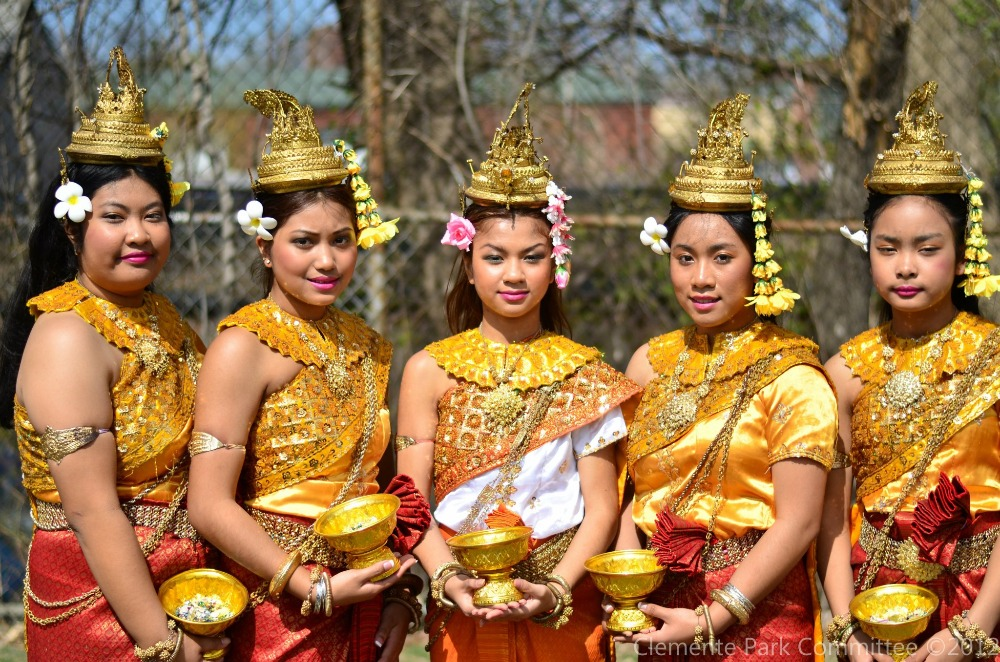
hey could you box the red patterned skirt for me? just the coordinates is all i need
[637,559,815,661]
[221,529,383,661]
[852,510,1000,658]
[24,521,213,661]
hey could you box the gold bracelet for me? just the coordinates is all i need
[721,583,754,616]
[545,573,573,608]
[710,588,751,626]
[322,570,333,617]
[301,565,321,616]
[384,586,424,634]
[950,612,1000,658]
[948,620,975,656]
[825,612,854,643]
[430,561,467,610]
[702,602,717,653]
[693,605,706,647]
[134,621,180,662]
[269,549,302,600]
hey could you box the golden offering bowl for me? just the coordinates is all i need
[158,568,248,660]
[585,550,666,633]
[447,526,532,607]
[314,493,400,582]
[850,584,939,662]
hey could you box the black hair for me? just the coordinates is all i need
[444,204,571,336]
[252,185,356,296]
[863,191,978,322]
[0,162,173,428]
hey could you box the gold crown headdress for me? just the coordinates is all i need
[864,81,966,194]
[53,46,187,224]
[465,83,552,206]
[863,81,999,297]
[668,93,763,212]
[656,94,798,315]
[65,47,165,166]
[243,89,398,248]
[450,84,574,288]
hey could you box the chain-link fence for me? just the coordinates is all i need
[2,0,1000,653]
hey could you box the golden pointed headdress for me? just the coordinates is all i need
[465,83,552,206]
[244,89,398,248]
[244,89,350,194]
[65,47,164,166]
[865,81,967,194]
[668,93,764,211]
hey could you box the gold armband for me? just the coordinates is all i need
[41,425,110,464]
[189,431,246,456]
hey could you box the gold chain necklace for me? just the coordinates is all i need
[479,327,543,433]
[880,321,954,411]
[269,300,351,400]
[89,294,172,377]
[657,326,753,440]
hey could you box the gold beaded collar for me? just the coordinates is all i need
[426,328,601,390]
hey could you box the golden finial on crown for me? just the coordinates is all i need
[64,46,164,165]
[465,83,553,206]
[668,93,764,211]
[865,81,967,194]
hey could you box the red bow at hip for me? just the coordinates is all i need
[385,474,432,556]
[651,508,709,577]
[910,473,972,568]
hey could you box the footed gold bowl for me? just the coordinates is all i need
[850,584,939,661]
[159,569,248,659]
[314,493,401,582]
[585,550,666,633]
[447,526,532,607]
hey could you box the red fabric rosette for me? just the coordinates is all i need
[650,508,709,576]
[385,474,431,555]
[911,473,972,567]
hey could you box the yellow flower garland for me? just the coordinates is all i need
[959,176,1000,297]
[744,190,799,315]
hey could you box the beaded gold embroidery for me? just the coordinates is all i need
[628,321,823,464]
[842,312,1000,499]
[433,358,640,501]
[17,280,202,496]
[219,298,391,498]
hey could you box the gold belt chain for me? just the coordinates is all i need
[248,507,345,568]
[859,517,999,582]
[511,526,578,584]
[33,498,200,541]
[701,528,764,572]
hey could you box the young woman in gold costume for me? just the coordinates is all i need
[186,90,424,661]
[0,47,223,661]
[618,94,838,661]
[396,84,640,662]
[819,82,1000,662]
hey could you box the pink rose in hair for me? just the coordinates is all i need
[441,213,476,251]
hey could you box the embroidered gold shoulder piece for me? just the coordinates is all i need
[220,298,389,370]
[28,280,198,358]
[27,280,91,317]
[627,322,823,464]
[841,312,986,386]
[426,329,601,390]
